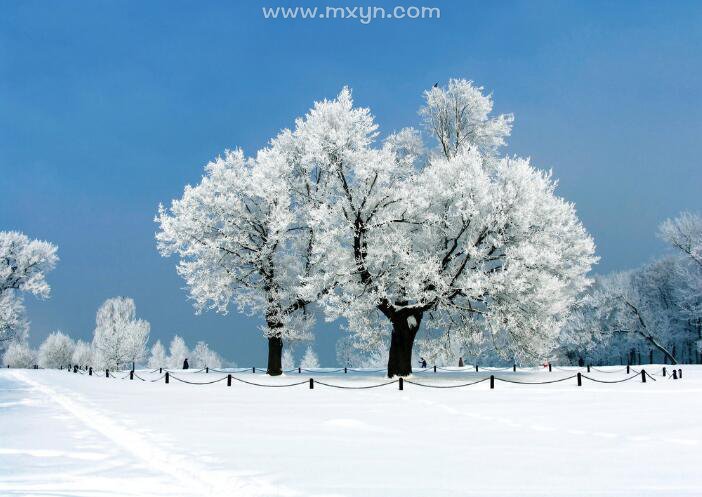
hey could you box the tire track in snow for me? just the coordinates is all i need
[12,371,297,497]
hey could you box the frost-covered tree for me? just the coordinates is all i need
[92,297,150,370]
[2,341,36,368]
[156,142,321,375]
[191,341,223,368]
[168,335,189,369]
[148,340,167,368]
[300,345,319,368]
[38,331,75,369]
[281,347,295,370]
[293,81,596,376]
[0,231,58,351]
[71,340,93,368]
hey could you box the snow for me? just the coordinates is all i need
[1,366,700,497]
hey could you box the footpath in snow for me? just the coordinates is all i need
[1,366,700,497]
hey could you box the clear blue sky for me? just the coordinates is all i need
[1,1,700,365]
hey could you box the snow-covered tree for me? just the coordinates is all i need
[168,335,189,369]
[156,141,321,375]
[92,297,150,370]
[191,341,223,368]
[0,231,58,351]
[293,81,596,376]
[281,347,295,370]
[148,340,167,368]
[2,341,36,368]
[71,340,93,368]
[300,345,319,368]
[38,331,75,369]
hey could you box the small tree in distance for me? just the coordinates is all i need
[148,340,167,369]
[38,331,75,369]
[300,346,319,369]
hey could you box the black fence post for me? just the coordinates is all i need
[548,363,552,372]
[434,365,437,373]
[344,367,347,374]
[252,367,256,374]
[662,367,667,377]
[309,378,314,389]
[129,370,134,380]
[641,370,646,383]
[587,365,591,373]
[475,365,479,372]
[299,367,301,374]
[490,375,495,389]
[577,372,582,387]
[159,367,162,374]
[105,369,109,378]
[672,369,678,379]
[206,367,209,374]
[89,367,93,376]
[60,365,63,370]
[227,374,232,387]
[165,372,170,384]
[678,369,682,379]
[74,365,78,373]
[626,364,630,374]
[513,364,516,372]
[399,377,404,391]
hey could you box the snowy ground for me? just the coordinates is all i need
[1,365,700,497]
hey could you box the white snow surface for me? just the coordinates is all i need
[1,366,700,497]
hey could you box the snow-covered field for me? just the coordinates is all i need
[1,366,700,497]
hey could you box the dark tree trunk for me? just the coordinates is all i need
[267,336,283,376]
[387,312,422,378]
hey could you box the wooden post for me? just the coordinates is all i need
[513,364,516,372]
[227,374,232,387]
[626,364,630,374]
[89,367,93,376]
[490,375,495,389]
[475,365,479,372]
[105,369,109,378]
[165,372,170,384]
[587,365,591,373]
[252,367,256,374]
[344,367,347,374]
[548,363,552,372]
[299,367,301,374]
[577,372,582,386]
[309,378,314,389]
[641,370,646,383]
[159,367,162,374]
[129,370,134,380]
[678,369,682,379]
[662,367,666,377]
[399,377,404,391]
[206,367,209,374]
[74,365,78,373]
[672,369,678,379]
[434,365,437,373]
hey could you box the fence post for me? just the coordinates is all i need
[548,363,552,372]
[129,370,134,380]
[344,367,347,374]
[74,365,78,373]
[475,365,479,372]
[626,364,630,374]
[490,375,495,389]
[206,367,209,374]
[577,372,582,387]
[678,369,682,379]
[165,372,170,384]
[159,367,162,374]
[399,377,404,391]
[662,367,666,377]
[299,367,301,374]
[309,378,314,389]
[641,370,646,383]
[105,369,109,378]
[252,367,256,374]
[513,364,516,372]
[587,365,591,373]
[89,367,93,376]
[672,369,678,379]
[227,374,232,387]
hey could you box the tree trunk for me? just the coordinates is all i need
[387,313,422,378]
[267,336,283,376]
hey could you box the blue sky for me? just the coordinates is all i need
[1,1,701,365]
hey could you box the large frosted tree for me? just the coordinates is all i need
[292,81,596,376]
[156,147,319,375]
[0,231,58,349]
